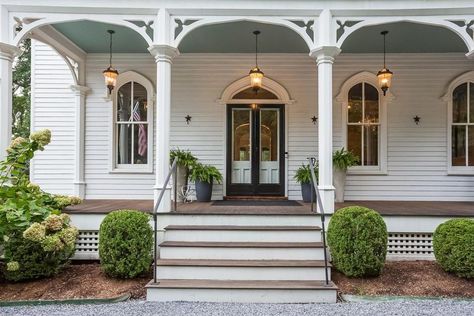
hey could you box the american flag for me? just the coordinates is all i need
[133,101,147,157]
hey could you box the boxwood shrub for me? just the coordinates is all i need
[433,219,474,278]
[99,210,153,278]
[327,206,388,277]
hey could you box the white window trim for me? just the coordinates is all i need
[336,71,394,175]
[443,70,474,175]
[109,71,155,174]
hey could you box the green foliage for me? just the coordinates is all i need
[433,219,474,278]
[190,162,223,184]
[3,213,78,281]
[327,206,388,277]
[333,148,359,171]
[0,130,54,242]
[13,39,31,138]
[293,164,318,184]
[99,210,153,278]
[170,148,197,168]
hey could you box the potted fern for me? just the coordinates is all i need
[294,164,317,203]
[190,163,223,202]
[170,149,197,202]
[333,148,359,202]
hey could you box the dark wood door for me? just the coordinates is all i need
[226,104,285,196]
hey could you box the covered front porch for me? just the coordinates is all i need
[3,3,474,216]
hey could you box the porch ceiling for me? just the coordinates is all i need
[51,20,467,54]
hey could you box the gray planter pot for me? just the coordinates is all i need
[195,179,213,202]
[333,168,347,203]
[301,182,316,203]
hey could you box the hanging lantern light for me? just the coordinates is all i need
[103,30,119,94]
[249,30,264,92]
[377,30,393,96]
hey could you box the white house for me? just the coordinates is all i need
[1,0,474,303]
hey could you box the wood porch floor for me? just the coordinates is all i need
[64,199,474,217]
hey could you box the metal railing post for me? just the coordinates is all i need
[152,157,178,283]
[308,157,330,286]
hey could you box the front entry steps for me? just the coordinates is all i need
[146,224,337,303]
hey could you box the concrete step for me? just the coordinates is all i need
[163,225,322,242]
[156,259,331,280]
[146,279,338,303]
[159,241,325,260]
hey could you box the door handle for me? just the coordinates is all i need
[284,151,289,158]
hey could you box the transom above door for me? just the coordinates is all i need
[226,103,285,196]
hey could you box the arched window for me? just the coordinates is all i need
[112,71,154,172]
[448,80,474,171]
[347,82,380,166]
[337,72,391,174]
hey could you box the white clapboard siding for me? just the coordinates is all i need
[30,40,75,195]
[32,46,474,201]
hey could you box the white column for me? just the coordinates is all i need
[310,46,340,214]
[70,84,90,198]
[0,43,21,161]
[148,44,179,212]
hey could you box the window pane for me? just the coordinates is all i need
[453,83,467,123]
[134,124,148,164]
[260,109,279,184]
[232,109,251,184]
[132,82,148,121]
[470,82,474,123]
[348,83,363,123]
[117,123,132,164]
[347,125,362,166]
[233,87,278,99]
[117,82,132,122]
[452,125,466,166]
[469,126,474,166]
[364,83,379,123]
[364,125,379,166]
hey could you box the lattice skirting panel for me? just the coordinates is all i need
[71,230,435,261]
[73,230,100,260]
[387,232,435,260]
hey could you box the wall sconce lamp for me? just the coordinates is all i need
[413,115,421,125]
[185,115,192,125]
[311,116,318,124]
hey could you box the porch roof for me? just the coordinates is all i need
[48,20,467,54]
[65,199,474,217]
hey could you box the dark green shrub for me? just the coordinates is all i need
[327,206,388,277]
[99,210,153,278]
[433,219,474,278]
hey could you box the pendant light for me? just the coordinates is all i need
[103,30,119,94]
[249,30,264,92]
[377,30,393,96]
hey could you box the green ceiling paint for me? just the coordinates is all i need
[52,20,467,54]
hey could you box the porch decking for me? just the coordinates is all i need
[65,199,474,217]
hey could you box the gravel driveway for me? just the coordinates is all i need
[0,299,473,316]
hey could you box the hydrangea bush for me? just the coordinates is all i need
[0,129,81,281]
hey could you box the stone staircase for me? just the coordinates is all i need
[146,215,338,303]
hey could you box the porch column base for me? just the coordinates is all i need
[318,185,335,214]
[73,182,86,199]
[153,185,172,213]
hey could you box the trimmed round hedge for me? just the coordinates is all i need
[327,206,388,277]
[99,210,153,278]
[433,219,474,278]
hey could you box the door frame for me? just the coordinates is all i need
[225,104,286,196]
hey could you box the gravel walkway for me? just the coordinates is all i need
[1,299,473,316]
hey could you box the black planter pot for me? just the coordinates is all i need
[301,182,316,203]
[195,180,213,202]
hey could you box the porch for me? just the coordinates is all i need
[65,199,474,217]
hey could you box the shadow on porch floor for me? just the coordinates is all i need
[64,199,474,217]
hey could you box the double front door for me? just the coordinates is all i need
[226,104,285,196]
